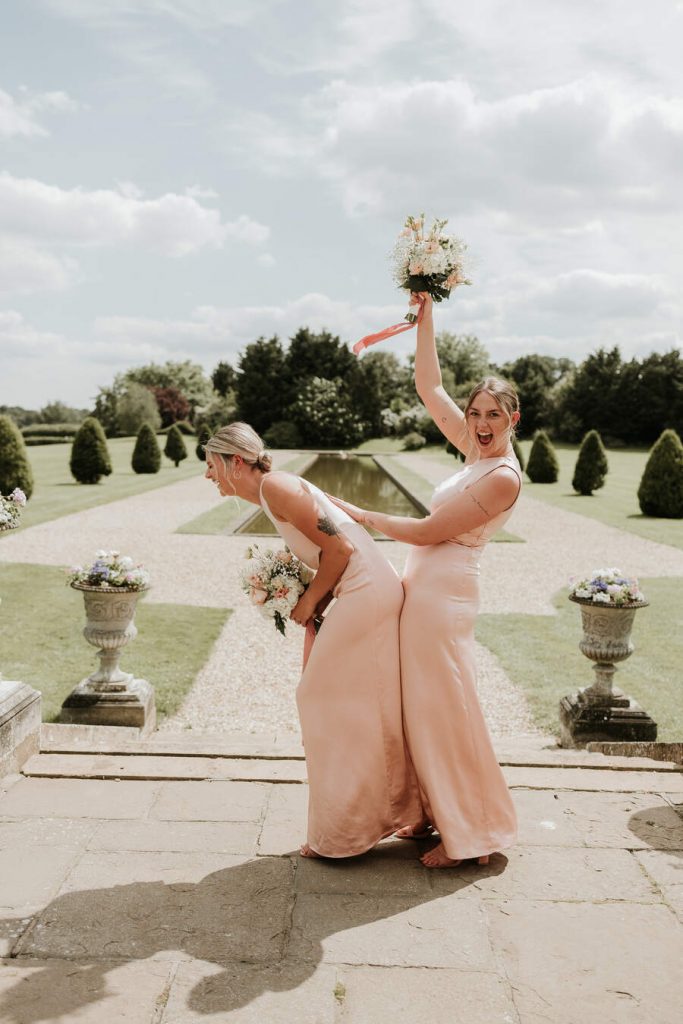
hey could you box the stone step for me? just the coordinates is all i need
[22,752,307,783]
[21,752,683,792]
[38,725,683,773]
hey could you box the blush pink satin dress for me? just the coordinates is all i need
[260,474,423,857]
[400,454,522,860]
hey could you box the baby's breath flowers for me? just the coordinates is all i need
[240,544,314,635]
[67,550,150,591]
[0,488,26,530]
[569,568,646,607]
[391,214,470,320]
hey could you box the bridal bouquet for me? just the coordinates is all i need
[0,488,27,531]
[67,550,150,591]
[569,568,646,607]
[392,214,471,321]
[240,544,314,636]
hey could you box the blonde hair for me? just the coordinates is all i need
[205,422,272,472]
[465,376,520,435]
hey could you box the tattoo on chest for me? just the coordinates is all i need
[317,513,339,536]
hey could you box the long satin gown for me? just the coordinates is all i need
[400,454,522,860]
[260,475,423,857]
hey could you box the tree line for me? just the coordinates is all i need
[2,330,682,449]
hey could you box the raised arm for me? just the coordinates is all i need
[414,293,470,455]
[261,473,353,623]
[330,467,519,546]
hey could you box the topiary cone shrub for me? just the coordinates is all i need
[511,436,525,472]
[0,414,34,498]
[572,430,608,495]
[132,423,161,474]
[196,425,211,462]
[637,429,683,518]
[70,417,112,484]
[526,430,559,483]
[165,424,188,467]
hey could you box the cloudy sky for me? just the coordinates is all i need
[1,0,682,408]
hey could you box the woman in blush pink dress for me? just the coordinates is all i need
[204,423,423,860]
[332,293,521,869]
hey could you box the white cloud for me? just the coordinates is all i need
[0,239,78,297]
[0,86,78,138]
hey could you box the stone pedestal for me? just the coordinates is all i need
[60,677,156,736]
[0,679,41,776]
[559,686,657,748]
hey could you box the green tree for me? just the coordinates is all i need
[358,351,412,435]
[572,430,608,495]
[92,387,120,437]
[196,425,211,461]
[638,429,683,518]
[498,355,574,438]
[526,430,560,483]
[235,336,287,434]
[616,350,683,446]
[119,360,212,414]
[152,386,191,428]
[70,417,113,484]
[211,361,237,397]
[131,423,161,474]
[164,424,188,467]
[39,400,88,424]
[290,377,364,448]
[263,420,303,449]
[0,414,34,498]
[553,347,623,443]
[116,384,161,435]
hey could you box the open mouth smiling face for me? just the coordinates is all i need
[466,392,509,454]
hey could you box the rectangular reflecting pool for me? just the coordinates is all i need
[235,454,425,536]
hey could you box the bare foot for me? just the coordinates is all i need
[299,843,321,859]
[395,821,434,840]
[420,844,491,869]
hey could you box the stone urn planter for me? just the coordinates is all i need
[60,583,155,733]
[559,596,655,747]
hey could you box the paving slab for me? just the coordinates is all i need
[287,892,494,970]
[0,778,159,820]
[256,783,309,855]
[295,840,430,896]
[0,957,172,1024]
[336,965,517,1024]
[151,780,269,822]
[513,788,587,847]
[0,846,83,915]
[87,818,260,855]
[22,752,308,783]
[161,961,338,1023]
[488,900,683,1024]
[635,849,683,922]
[428,847,659,903]
[552,791,683,850]
[0,817,96,850]
[17,854,294,964]
[504,766,683,794]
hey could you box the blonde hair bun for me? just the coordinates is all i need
[205,422,272,471]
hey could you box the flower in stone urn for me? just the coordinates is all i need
[569,568,646,608]
[0,488,27,531]
[67,550,150,592]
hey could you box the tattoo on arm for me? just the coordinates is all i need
[317,513,339,537]
[468,493,491,518]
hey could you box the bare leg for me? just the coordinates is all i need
[299,843,322,859]
[395,820,434,840]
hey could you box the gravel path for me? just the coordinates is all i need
[3,451,679,738]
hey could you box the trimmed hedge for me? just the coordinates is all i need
[526,430,559,483]
[132,423,161,474]
[164,424,188,467]
[24,437,70,446]
[638,429,683,518]
[195,425,211,462]
[572,430,608,495]
[0,414,34,498]
[70,417,113,484]
[511,436,525,472]
[21,422,81,438]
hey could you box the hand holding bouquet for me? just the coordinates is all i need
[240,544,315,636]
[353,214,470,354]
[393,214,470,322]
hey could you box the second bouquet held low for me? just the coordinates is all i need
[240,544,314,636]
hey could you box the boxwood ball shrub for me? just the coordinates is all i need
[0,414,34,498]
[263,420,303,449]
[402,431,426,451]
[132,423,161,474]
[638,429,683,518]
[196,425,211,462]
[164,424,188,467]
[526,430,559,483]
[70,417,113,484]
[572,430,608,495]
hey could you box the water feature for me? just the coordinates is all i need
[235,454,424,536]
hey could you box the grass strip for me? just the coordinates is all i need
[476,578,682,741]
[0,563,229,723]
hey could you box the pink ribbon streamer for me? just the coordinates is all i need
[352,297,424,356]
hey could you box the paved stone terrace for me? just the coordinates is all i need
[1,761,682,1023]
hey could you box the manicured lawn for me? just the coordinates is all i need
[177,453,313,535]
[354,437,407,454]
[476,578,682,741]
[0,563,229,722]
[423,443,683,550]
[3,437,203,533]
